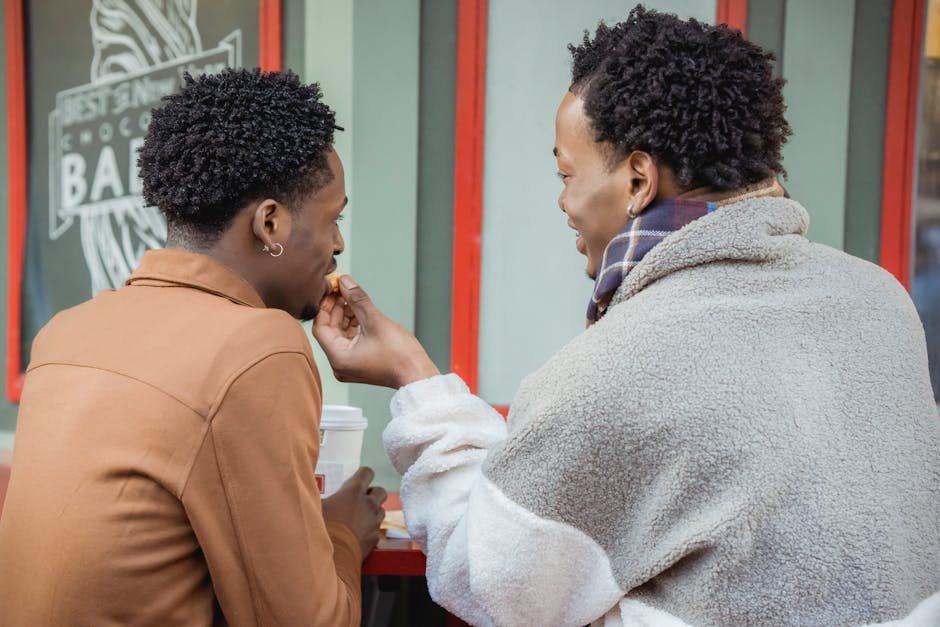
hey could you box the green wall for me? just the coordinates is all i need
[303,0,354,411]
[347,0,421,492]
[748,0,889,261]
[844,0,892,262]
[302,0,456,491]
[780,0,856,250]
[415,0,457,371]
[747,0,785,77]
[304,0,422,491]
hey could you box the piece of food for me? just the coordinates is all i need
[381,510,410,539]
[326,272,341,294]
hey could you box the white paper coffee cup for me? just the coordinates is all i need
[315,405,368,497]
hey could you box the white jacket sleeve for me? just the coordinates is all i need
[384,374,624,627]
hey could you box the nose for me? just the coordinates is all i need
[333,228,345,256]
[558,192,566,213]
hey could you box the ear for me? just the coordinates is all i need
[251,199,293,252]
[620,151,659,215]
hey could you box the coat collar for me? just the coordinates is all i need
[125,248,266,308]
[609,196,811,309]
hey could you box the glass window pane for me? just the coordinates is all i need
[913,0,940,405]
[477,0,717,405]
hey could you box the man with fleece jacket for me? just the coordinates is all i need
[313,7,940,626]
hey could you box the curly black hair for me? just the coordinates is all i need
[138,68,336,238]
[569,5,790,191]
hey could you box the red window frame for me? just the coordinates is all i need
[880,0,927,289]
[4,0,283,402]
[449,0,748,414]
[717,0,748,37]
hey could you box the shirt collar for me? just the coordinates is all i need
[125,248,266,308]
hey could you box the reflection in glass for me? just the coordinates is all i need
[913,0,940,405]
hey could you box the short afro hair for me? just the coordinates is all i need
[569,5,791,191]
[138,68,337,238]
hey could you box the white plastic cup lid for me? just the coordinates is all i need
[320,405,368,430]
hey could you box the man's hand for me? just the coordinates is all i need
[321,467,388,559]
[312,276,440,389]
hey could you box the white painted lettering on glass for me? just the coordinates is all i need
[47,0,242,295]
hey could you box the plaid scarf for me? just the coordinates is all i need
[587,198,717,322]
[587,180,788,323]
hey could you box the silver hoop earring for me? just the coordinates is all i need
[626,202,638,219]
[267,243,284,258]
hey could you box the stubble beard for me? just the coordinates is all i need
[299,304,319,322]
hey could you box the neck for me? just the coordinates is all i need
[165,232,209,254]
[672,177,782,205]
[165,225,270,304]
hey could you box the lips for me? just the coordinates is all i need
[575,232,587,255]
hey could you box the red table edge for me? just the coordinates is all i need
[362,542,427,576]
[362,492,426,576]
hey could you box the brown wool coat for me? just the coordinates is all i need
[0,249,361,626]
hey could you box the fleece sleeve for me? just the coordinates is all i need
[384,374,625,627]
